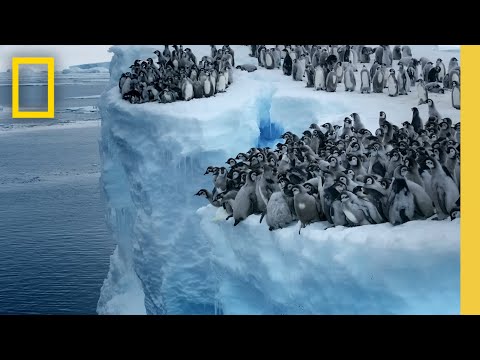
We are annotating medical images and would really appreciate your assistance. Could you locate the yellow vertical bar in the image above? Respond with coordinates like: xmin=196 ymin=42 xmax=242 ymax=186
xmin=47 ymin=57 xmax=55 ymax=118
xmin=12 ymin=58 xmax=19 ymax=116
xmin=460 ymin=45 xmax=480 ymax=314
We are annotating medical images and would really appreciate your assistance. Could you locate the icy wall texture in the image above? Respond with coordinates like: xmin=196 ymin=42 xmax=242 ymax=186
xmin=98 ymin=45 xmax=460 ymax=315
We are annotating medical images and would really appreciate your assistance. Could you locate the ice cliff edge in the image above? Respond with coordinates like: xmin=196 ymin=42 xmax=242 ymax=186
xmin=97 ymin=45 xmax=459 ymax=315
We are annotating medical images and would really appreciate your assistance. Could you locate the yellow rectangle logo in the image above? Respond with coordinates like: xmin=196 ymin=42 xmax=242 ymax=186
xmin=11 ymin=57 xmax=55 ymax=118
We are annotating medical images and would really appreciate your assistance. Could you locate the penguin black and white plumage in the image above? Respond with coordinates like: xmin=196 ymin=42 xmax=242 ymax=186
xmin=416 ymin=79 xmax=428 ymax=105
xmin=335 ymin=62 xmax=343 ymax=84
xmin=372 ymin=67 xmax=384 ymax=93
xmin=216 ymin=71 xmax=227 ymax=93
xmin=436 ymin=58 xmax=446 ymax=82
xmin=264 ymin=49 xmax=275 ymax=70
xmin=449 ymin=67 xmax=460 ymax=88
xmin=325 ymin=70 xmax=337 ymax=92
xmin=411 ymin=107 xmax=423 ymax=133
xmin=232 ymin=171 xmax=258 ymax=226
xmin=283 ymin=50 xmax=293 ymax=76
xmin=203 ymin=72 xmax=214 ymax=98
xmin=305 ymin=64 xmax=315 ymax=88
xmin=343 ymin=63 xmax=356 ymax=92
xmin=382 ymin=46 xmax=393 ymax=67
xmin=374 ymin=46 xmax=384 ymax=65
xmin=181 ymin=77 xmax=194 ymax=101
xmin=265 ymin=183 xmax=296 ymax=231
xmin=387 ymin=69 xmax=399 ymax=97
xmin=452 ymin=81 xmax=460 ymax=110
xmin=360 ymin=65 xmax=371 ymax=94
xmin=163 ymin=45 xmax=171 ymax=60
xmin=292 ymin=59 xmax=304 ymax=81
xmin=426 ymin=99 xmax=442 ymax=122
xmin=392 ymin=45 xmax=402 ymax=60
xmin=314 ymin=65 xmax=326 ymax=91
xmin=387 ymin=176 xmax=415 ymax=225
xmin=291 ymin=184 xmax=320 ymax=234
xmin=424 ymin=156 xmax=460 ymax=220
xmin=397 ymin=64 xmax=409 ymax=95
xmin=448 ymin=57 xmax=459 ymax=73
xmin=350 ymin=112 xmax=365 ymax=131
xmin=406 ymin=65 xmax=417 ymax=87
xmin=401 ymin=45 xmax=412 ymax=58
xmin=192 ymin=80 xmax=204 ymax=99
xmin=272 ymin=48 xmax=282 ymax=69
xmin=423 ymin=62 xmax=434 ymax=82
xmin=427 ymin=66 xmax=441 ymax=83
xmin=339 ymin=191 xmax=374 ymax=226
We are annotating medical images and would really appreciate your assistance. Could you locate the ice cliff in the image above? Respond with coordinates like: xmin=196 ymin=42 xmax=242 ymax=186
xmin=98 ymin=45 xmax=460 ymax=315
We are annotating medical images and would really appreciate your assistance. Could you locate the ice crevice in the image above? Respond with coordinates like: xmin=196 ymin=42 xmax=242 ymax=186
xmin=97 ymin=45 xmax=459 ymax=315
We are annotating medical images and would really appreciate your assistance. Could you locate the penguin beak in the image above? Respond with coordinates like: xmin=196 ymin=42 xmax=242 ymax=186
xmin=204 ymin=171 xmax=209 ymax=175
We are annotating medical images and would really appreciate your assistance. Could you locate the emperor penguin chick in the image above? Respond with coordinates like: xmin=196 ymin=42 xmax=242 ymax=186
xmin=232 ymin=171 xmax=258 ymax=226
xmin=339 ymin=191 xmax=375 ymax=226
xmin=291 ymin=184 xmax=321 ymax=234
xmin=424 ymin=156 xmax=460 ymax=220
xmin=387 ymin=176 xmax=415 ymax=226
xmin=265 ymin=182 xmax=296 ymax=231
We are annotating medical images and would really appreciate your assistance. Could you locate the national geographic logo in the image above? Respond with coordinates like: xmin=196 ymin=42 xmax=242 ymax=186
xmin=11 ymin=57 xmax=55 ymax=119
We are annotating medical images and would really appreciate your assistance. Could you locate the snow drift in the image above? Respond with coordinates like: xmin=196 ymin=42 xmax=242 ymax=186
xmin=98 ymin=45 xmax=460 ymax=315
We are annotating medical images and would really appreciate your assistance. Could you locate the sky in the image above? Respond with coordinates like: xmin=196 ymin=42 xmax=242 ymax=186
xmin=0 ymin=45 xmax=113 ymax=71
xmin=0 ymin=45 xmax=460 ymax=72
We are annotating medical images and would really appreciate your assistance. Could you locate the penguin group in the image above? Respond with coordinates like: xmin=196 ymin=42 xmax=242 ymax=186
xmin=196 ymin=107 xmax=460 ymax=234
xmin=250 ymin=45 xmax=461 ymax=110
xmin=118 ymin=45 xmax=236 ymax=104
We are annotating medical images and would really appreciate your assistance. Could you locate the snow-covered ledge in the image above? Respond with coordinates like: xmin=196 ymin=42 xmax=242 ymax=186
xmin=97 ymin=45 xmax=460 ymax=315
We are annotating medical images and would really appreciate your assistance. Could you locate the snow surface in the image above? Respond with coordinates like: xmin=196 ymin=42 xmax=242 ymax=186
xmin=98 ymin=45 xmax=460 ymax=315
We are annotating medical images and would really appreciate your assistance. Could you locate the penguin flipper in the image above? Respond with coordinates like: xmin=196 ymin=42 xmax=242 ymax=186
xmin=399 ymin=209 xmax=410 ymax=224
xmin=259 ymin=211 xmax=266 ymax=224
xmin=436 ymin=185 xmax=449 ymax=216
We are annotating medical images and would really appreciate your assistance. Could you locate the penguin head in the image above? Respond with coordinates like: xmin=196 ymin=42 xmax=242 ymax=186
xmin=232 ymin=170 xmax=240 ymax=180
xmin=328 ymin=156 xmax=338 ymax=166
xmin=379 ymin=111 xmax=386 ymax=119
xmin=291 ymin=185 xmax=301 ymax=195
xmin=452 ymin=81 xmax=459 ymax=87
xmin=337 ymin=175 xmax=348 ymax=186
xmin=380 ymin=179 xmax=391 ymax=189
xmin=364 ymin=176 xmax=375 ymax=185
xmin=426 ymin=99 xmax=434 ymax=107
xmin=399 ymin=165 xmax=409 ymax=177
xmin=447 ymin=147 xmax=457 ymax=158
xmin=248 ymin=171 xmax=258 ymax=182
xmin=450 ymin=208 xmax=460 ymax=221
xmin=340 ymin=192 xmax=350 ymax=203
xmin=303 ymin=183 xmax=313 ymax=194
xmin=195 ymin=189 xmax=208 ymax=197
xmin=348 ymin=155 xmax=358 ymax=166
xmin=352 ymin=186 xmax=365 ymax=197
xmin=424 ymin=157 xmax=436 ymax=170
xmin=346 ymin=169 xmax=355 ymax=179
xmin=334 ymin=181 xmax=346 ymax=193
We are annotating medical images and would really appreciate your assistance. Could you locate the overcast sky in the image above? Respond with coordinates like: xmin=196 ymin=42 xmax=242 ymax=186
xmin=0 ymin=45 xmax=113 ymax=71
